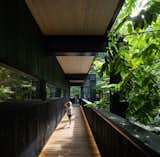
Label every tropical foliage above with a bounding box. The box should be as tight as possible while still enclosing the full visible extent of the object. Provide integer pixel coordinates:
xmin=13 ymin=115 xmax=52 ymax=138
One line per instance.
xmin=93 ymin=0 xmax=160 ymax=126
xmin=0 ymin=66 xmax=32 ymax=101
xmin=70 ymin=86 xmax=80 ymax=98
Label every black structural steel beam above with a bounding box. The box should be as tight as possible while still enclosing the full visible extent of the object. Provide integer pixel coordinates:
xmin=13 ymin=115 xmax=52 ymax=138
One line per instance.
xmin=65 ymin=74 xmax=87 ymax=80
xmin=69 ymin=82 xmax=83 ymax=86
xmin=104 ymin=0 xmax=125 ymax=36
xmin=46 ymin=36 xmax=107 ymax=54
xmin=45 ymin=0 xmax=125 ymax=55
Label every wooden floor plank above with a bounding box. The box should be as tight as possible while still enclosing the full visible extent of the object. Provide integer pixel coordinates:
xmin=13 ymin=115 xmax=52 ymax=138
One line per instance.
xmin=38 ymin=105 xmax=101 ymax=157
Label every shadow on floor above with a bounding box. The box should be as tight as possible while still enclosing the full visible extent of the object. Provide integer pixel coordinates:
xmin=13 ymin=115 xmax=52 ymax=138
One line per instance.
xmin=39 ymin=106 xmax=100 ymax=157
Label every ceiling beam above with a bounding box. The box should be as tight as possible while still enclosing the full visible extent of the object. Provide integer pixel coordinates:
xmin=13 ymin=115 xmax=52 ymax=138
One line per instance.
xmin=46 ymin=35 xmax=107 ymax=54
xmin=104 ymin=0 xmax=125 ymax=36
xmin=65 ymin=74 xmax=87 ymax=80
xmin=69 ymin=82 xmax=83 ymax=86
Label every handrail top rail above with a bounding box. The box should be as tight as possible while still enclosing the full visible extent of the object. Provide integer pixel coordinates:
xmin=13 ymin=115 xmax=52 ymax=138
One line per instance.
xmin=81 ymin=98 xmax=92 ymax=104
xmin=81 ymin=99 xmax=160 ymax=156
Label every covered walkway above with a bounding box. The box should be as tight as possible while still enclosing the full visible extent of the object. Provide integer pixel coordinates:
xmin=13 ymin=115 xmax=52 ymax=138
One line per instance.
xmin=1 ymin=0 xmax=160 ymax=157
xmin=38 ymin=104 xmax=101 ymax=157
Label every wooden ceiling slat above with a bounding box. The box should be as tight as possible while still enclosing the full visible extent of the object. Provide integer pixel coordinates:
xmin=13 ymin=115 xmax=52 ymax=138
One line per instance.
xmin=25 ymin=0 xmax=120 ymax=35
xmin=56 ymin=56 xmax=94 ymax=74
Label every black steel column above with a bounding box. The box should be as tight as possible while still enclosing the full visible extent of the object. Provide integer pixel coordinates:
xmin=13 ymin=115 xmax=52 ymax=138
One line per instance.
xmin=50 ymin=84 xmax=55 ymax=98
xmin=84 ymin=80 xmax=90 ymax=99
xmin=89 ymin=74 xmax=96 ymax=101
xmin=82 ymin=74 xmax=96 ymax=101
xmin=81 ymin=86 xmax=84 ymax=98
xmin=32 ymin=79 xmax=47 ymax=100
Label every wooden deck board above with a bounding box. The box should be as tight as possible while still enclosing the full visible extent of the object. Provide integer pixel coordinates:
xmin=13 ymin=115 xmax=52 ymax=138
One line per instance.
xmin=38 ymin=105 xmax=101 ymax=157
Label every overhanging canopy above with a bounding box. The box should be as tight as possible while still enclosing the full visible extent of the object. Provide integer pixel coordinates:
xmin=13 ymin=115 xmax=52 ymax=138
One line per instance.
xmin=26 ymin=0 xmax=121 ymax=35
xmin=56 ymin=56 xmax=94 ymax=74
xmin=25 ymin=0 xmax=123 ymax=84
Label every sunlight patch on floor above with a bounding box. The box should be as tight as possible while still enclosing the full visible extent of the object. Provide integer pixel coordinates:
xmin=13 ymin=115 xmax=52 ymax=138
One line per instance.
xmin=39 ymin=106 xmax=101 ymax=157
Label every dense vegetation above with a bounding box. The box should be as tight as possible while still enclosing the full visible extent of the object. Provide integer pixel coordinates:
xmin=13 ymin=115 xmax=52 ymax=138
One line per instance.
xmin=0 ymin=65 xmax=65 ymax=101
xmin=92 ymin=0 xmax=160 ymax=128
xmin=70 ymin=86 xmax=80 ymax=98
xmin=0 ymin=66 xmax=32 ymax=101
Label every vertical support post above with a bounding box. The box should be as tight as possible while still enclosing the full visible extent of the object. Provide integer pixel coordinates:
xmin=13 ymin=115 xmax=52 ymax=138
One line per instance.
xmin=84 ymin=80 xmax=89 ymax=99
xmin=83 ymin=74 xmax=96 ymax=101
xmin=64 ymin=82 xmax=70 ymax=98
xmin=55 ymin=88 xmax=61 ymax=97
xmin=32 ymin=79 xmax=47 ymax=100
xmin=68 ymin=86 xmax=71 ymax=98
xmin=81 ymin=86 xmax=84 ymax=98
xmin=50 ymin=84 xmax=55 ymax=98
xmin=89 ymin=74 xmax=96 ymax=101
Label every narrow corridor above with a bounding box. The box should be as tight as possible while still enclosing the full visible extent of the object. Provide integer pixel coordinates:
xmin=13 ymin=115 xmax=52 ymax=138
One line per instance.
xmin=38 ymin=104 xmax=101 ymax=157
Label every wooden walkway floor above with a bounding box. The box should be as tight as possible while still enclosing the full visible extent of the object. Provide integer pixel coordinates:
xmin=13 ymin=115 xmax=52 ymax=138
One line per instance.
xmin=38 ymin=105 xmax=101 ymax=157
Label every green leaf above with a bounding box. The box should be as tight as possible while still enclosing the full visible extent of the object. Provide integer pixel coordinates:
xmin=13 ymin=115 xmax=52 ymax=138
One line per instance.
xmin=127 ymin=23 xmax=133 ymax=33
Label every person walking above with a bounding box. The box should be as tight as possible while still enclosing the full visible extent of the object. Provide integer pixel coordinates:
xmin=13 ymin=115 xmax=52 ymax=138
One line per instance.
xmin=64 ymin=101 xmax=72 ymax=126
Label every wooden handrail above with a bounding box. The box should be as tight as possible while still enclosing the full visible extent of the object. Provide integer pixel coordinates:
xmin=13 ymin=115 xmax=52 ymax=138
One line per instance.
xmin=80 ymin=99 xmax=160 ymax=157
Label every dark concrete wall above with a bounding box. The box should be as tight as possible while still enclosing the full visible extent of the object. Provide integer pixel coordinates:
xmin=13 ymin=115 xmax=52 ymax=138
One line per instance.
xmin=0 ymin=99 xmax=67 ymax=157
xmin=0 ymin=0 xmax=66 ymax=88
